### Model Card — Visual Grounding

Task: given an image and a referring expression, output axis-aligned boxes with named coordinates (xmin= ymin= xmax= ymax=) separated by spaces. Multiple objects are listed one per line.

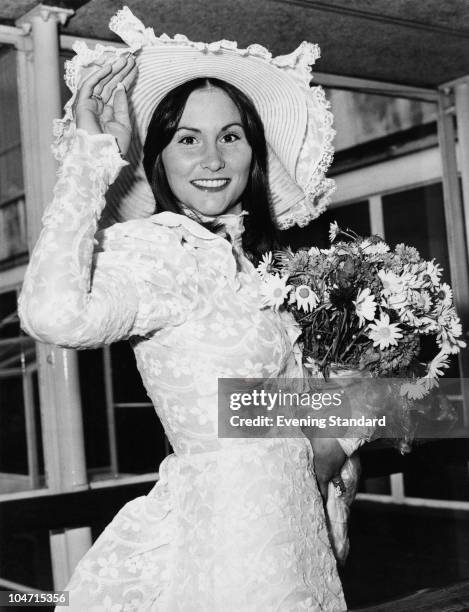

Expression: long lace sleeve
xmin=18 ymin=129 xmax=196 ymax=349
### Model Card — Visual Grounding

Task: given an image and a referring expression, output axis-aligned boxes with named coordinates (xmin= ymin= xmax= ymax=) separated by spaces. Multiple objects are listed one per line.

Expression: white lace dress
xmin=18 ymin=130 xmax=347 ymax=611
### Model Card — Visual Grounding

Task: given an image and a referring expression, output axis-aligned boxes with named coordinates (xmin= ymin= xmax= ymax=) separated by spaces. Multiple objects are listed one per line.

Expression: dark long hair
xmin=142 ymin=78 xmax=278 ymax=262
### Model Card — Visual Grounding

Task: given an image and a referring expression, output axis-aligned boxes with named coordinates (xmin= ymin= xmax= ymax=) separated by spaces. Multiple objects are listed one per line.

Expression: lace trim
xmin=276 ymin=85 xmax=336 ymax=231
xmin=110 ymin=6 xmax=320 ymax=85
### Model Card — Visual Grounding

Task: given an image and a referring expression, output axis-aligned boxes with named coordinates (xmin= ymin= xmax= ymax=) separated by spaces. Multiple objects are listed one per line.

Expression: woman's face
xmin=161 ymin=86 xmax=252 ymax=217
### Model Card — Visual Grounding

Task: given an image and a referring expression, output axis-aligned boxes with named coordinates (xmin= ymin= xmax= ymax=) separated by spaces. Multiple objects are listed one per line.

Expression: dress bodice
xmin=124 ymin=210 xmax=303 ymax=455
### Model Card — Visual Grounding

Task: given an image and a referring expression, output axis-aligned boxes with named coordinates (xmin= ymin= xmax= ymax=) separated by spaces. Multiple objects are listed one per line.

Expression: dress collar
xmin=149 ymin=209 xmax=248 ymax=248
xmin=209 ymin=211 xmax=248 ymax=250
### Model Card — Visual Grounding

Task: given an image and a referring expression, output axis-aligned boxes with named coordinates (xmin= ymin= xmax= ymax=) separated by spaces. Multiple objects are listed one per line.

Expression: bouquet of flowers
xmin=258 ymin=222 xmax=465 ymax=398
xmin=257 ymin=223 xmax=466 ymax=563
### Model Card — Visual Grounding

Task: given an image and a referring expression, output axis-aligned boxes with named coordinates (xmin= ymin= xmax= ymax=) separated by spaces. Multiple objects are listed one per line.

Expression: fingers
xmin=99 ymin=56 xmax=136 ymax=104
xmin=75 ymin=55 xmax=136 ymax=109
xmin=76 ymin=64 xmax=112 ymax=105
xmin=93 ymin=55 xmax=127 ymax=98
xmin=89 ymin=59 xmax=125 ymax=98
xmin=112 ymin=85 xmax=131 ymax=129
xmin=121 ymin=64 xmax=138 ymax=92
xmin=72 ymin=52 xmax=137 ymax=143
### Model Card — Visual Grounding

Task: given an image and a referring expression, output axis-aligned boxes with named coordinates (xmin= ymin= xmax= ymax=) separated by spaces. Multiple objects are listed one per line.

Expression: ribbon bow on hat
xmin=53 ymin=5 xmax=336 ymax=231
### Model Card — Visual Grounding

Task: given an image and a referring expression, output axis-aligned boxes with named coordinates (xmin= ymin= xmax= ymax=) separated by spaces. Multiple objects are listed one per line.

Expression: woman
xmin=18 ymin=7 xmax=356 ymax=611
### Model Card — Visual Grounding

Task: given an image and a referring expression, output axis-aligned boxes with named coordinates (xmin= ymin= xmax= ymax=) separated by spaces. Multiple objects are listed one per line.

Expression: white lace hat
xmin=54 ymin=6 xmax=336 ymax=230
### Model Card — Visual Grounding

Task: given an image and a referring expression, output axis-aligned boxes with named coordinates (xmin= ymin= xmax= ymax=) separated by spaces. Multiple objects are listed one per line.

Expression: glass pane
xmin=279 ymin=200 xmax=370 ymax=250
xmin=0 ymin=516 xmax=53 ymax=591
xmin=0 ymin=376 xmax=28 ymax=473
xmin=109 ymin=342 xmax=169 ymax=476
xmin=0 ymin=290 xmax=44 ymax=495
xmin=327 ymin=88 xmax=436 ymax=152
xmin=403 ymin=440 xmax=469 ymax=501
xmin=78 ymin=349 xmax=110 ymax=472
xmin=383 ymin=182 xmax=450 ymax=283
xmin=0 ymin=197 xmax=28 ymax=265
xmin=0 ymin=49 xmax=23 ymax=202
xmin=111 ymin=341 xmax=150 ymax=404
xmin=116 ymin=406 xmax=168 ymax=475
xmin=358 ymin=476 xmax=391 ymax=495
xmin=0 ymin=48 xmax=27 ymax=266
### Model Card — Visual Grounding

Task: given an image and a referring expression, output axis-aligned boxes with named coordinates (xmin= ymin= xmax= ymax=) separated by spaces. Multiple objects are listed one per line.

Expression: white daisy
xmin=400 ymin=379 xmax=429 ymax=400
xmin=353 ymin=288 xmax=377 ymax=327
xmin=448 ymin=316 xmax=464 ymax=338
xmin=400 ymin=309 xmax=427 ymax=327
xmin=329 ymin=221 xmax=340 ymax=242
xmin=425 ymin=376 xmax=440 ymax=391
xmin=256 ymin=252 xmax=274 ymax=278
xmin=403 ymin=266 xmax=425 ymax=290
xmin=441 ymin=321 xmax=467 ymax=351
xmin=436 ymin=305 xmax=455 ymax=327
xmin=308 ymin=246 xmax=321 ymax=256
xmin=437 ymin=283 xmax=453 ymax=307
xmin=422 ymin=260 xmax=443 ymax=286
xmin=378 ymin=270 xmax=404 ymax=295
xmin=367 ymin=312 xmax=403 ymax=350
xmin=427 ymin=351 xmax=449 ymax=379
xmin=386 ymin=291 xmax=408 ymax=311
xmin=419 ymin=316 xmax=438 ymax=333
xmin=260 ymin=274 xmax=292 ymax=310
xmin=361 ymin=240 xmax=390 ymax=255
xmin=304 ymin=357 xmax=322 ymax=376
xmin=417 ymin=290 xmax=433 ymax=312
xmin=439 ymin=339 xmax=466 ymax=354
xmin=291 ymin=285 xmax=319 ymax=312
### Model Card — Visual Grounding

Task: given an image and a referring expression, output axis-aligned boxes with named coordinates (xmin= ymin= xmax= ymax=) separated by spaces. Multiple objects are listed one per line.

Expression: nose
xmin=200 ymin=142 xmax=225 ymax=172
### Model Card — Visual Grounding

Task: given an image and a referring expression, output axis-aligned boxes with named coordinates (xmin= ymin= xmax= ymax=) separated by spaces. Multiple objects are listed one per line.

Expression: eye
xmin=220 ymin=132 xmax=241 ymax=144
xmin=178 ymin=135 xmax=198 ymax=145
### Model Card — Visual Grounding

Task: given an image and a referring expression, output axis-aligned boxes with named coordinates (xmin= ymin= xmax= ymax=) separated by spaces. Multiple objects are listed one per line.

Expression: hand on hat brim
xmin=74 ymin=56 xmax=137 ymax=156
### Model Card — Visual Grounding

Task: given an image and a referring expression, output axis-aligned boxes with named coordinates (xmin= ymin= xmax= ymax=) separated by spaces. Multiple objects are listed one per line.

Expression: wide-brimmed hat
xmin=53 ymin=5 xmax=336 ymax=230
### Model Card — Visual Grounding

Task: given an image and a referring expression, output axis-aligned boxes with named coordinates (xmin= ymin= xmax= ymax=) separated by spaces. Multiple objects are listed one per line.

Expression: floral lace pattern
xmin=18 ymin=132 xmax=347 ymax=611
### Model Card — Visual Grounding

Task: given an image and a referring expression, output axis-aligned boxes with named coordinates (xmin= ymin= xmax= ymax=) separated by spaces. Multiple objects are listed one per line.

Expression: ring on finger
xmin=91 ymin=93 xmax=102 ymax=101
xmin=331 ymin=477 xmax=346 ymax=497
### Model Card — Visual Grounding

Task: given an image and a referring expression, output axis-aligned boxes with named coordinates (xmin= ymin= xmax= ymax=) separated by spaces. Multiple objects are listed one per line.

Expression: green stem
xmin=340 ymin=327 xmax=367 ymax=362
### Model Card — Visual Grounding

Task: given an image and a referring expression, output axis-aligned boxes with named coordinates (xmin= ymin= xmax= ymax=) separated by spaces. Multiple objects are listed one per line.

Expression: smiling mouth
xmin=191 ymin=179 xmax=231 ymax=192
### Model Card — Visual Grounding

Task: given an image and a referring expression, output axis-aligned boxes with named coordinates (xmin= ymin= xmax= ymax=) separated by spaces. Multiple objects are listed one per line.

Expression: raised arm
xmin=18 ymin=57 xmax=140 ymax=348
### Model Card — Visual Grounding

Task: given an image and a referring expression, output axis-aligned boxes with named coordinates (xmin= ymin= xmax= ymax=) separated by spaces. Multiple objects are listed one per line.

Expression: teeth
xmin=193 ymin=179 xmax=229 ymax=188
